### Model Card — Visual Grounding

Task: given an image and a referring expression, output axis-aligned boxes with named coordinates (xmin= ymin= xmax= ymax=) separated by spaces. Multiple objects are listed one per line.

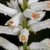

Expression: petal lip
xmin=0 ymin=25 xmax=21 ymax=35
xmin=0 ymin=36 xmax=18 ymax=50
xmin=28 ymin=19 xmax=38 ymax=26
xmin=30 ymin=19 xmax=50 ymax=32
xmin=29 ymin=38 xmax=50 ymax=50
xmin=0 ymin=3 xmax=18 ymax=17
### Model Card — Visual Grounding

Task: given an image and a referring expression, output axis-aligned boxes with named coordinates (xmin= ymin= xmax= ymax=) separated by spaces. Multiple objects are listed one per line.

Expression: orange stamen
xmin=32 ymin=13 xmax=38 ymax=18
xmin=8 ymin=21 xmax=14 ymax=28
xmin=21 ymin=35 xmax=26 ymax=41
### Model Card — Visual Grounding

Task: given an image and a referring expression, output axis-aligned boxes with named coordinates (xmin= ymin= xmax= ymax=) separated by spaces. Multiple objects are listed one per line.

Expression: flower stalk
xmin=23 ymin=0 xmax=28 ymax=11
xmin=23 ymin=42 xmax=27 ymax=50
xmin=23 ymin=18 xmax=27 ymax=28
xmin=23 ymin=0 xmax=28 ymax=50
xmin=23 ymin=0 xmax=28 ymax=28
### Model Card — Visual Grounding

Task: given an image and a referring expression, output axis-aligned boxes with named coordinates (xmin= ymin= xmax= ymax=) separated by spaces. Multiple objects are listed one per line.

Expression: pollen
xmin=8 ymin=21 xmax=14 ymax=28
xmin=21 ymin=35 xmax=26 ymax=41
xmin=32 ymin=13 xmax=38 ymax=18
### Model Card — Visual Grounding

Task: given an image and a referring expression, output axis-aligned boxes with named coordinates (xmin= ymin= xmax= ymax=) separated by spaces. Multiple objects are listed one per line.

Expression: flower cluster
xmin=0 ymin=0 xmax=50 ymax=50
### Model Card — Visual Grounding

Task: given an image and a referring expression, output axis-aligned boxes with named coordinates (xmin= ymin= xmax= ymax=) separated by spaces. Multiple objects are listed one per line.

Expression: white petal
xmin=46 ymin=19 xmax=50 ymax=28
xmin=29 ymin=42 xmax=45 ymax=50
xmin=30 ymin=1 xmax=50 ymax=11
xmin=28 ymin=0 xmax=39 ymax=7
xmin=19 ymin=29 xmax=30 ymax=43
xmin=6 ymin=2 xmax=12 ymax=7
xmin=36 ymin=11 xmax=46 ymax=21
xmin=30 ymin=19 xmax=50 ymax=32
xmin=5 ymin=12 xmax=24 ymax=27
xmin=0 ymin=3 xmax=18 ymax=17
xmin=40 ymin=38 xmax=50 ymax=46
xmin=28 ymin=19 xmax=38 ymax=26
xmin=0 ymin=25 xmax=22 ymax=35
xmin=10 ymin=0 xmax=17 ymax=9
xmin=23 ymin=9 xmax=33 ymax=18
xmin=17 ymin=25 xmax=23 ymax=30
xmin=7 ymin=0 xmax=20 ymax=11
xmin=18 ymin=0 xmax=23 ymax=6
xmin=0 ymin=37 xmax=18 ymax=50
xmin=29 ymin=38 xmax=50 ymax=50
xmin=19 ymin=46 xmax=23 ymax=50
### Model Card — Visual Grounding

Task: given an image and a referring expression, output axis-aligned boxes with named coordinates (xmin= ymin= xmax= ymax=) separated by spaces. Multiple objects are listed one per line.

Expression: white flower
xmin=0 ymin=3 xmax=24 ymax=27
xmin=0 ymin=36 xmax=18 ymax=50
xmin=0 ymin=25 xmax=23 ymax=35
xmin=5 ymin=12 xmax=24 ymax=27
xmin=23 ymin=9 xmax=46 ymax=21
xmin=30 ymin=19 xmax=50 ymax=32
xmin=0 ymin=0 xmax=50 ymax=28
xmin=23 ymin=9 xmax=46 ymax=26
xmin=30 ymin=1 xmax=50 ymax=11
xmin=19 ymin=29 xmax=30 ymax=43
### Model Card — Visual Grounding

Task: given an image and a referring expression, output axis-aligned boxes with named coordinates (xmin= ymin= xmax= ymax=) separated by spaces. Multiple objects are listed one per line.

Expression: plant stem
xmin=23 ymin=42 xmax=27 ymax=50
xmin=23 ymin=0 xmax=28 ymax=28
xmin=22 ymin=0 xmax=28 ymax=50
xmin=23 ymin=18 xmax=27 ymax=28
xmin=23 ymin=0 xmax=28 ymax=11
